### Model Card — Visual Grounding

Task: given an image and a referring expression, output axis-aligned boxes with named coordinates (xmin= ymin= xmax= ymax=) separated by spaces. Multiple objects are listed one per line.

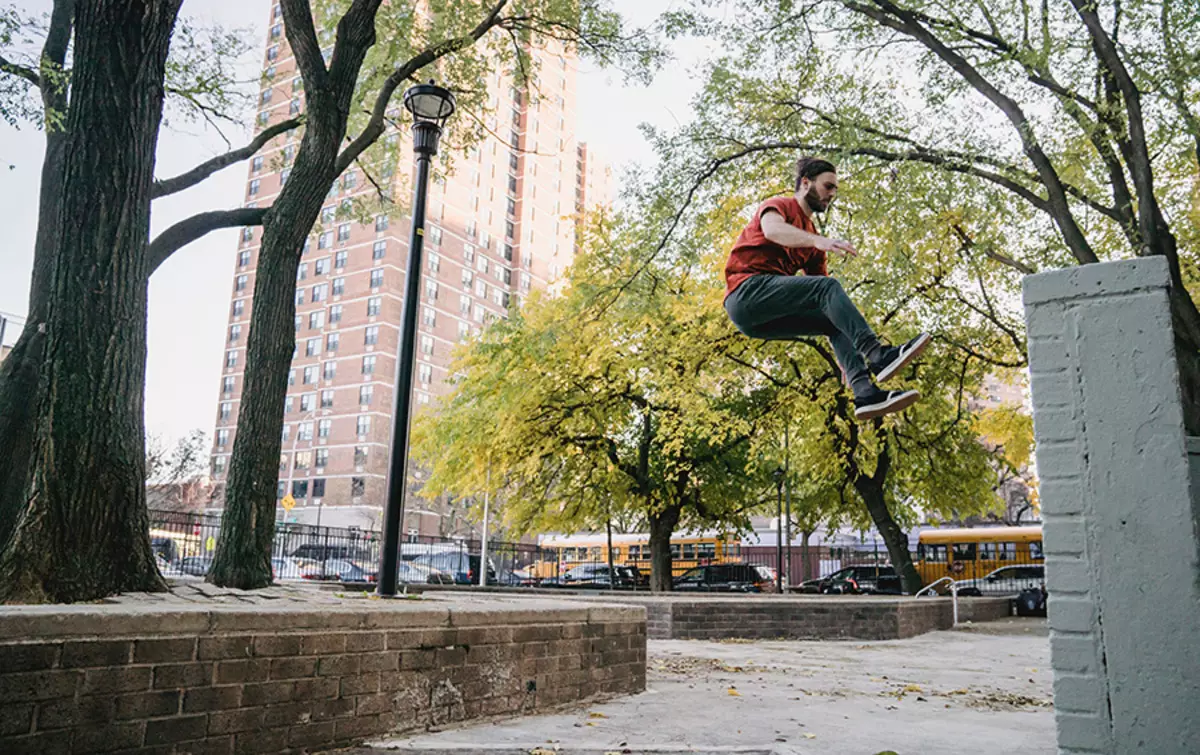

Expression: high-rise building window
xmin=312 ymin=478 xmax=326 ymax=497
xmin=428 ymin=226 xmax=441 ymax=246
xmin=238 ymin=250 xmax=251 ymax=267
xmin=281 ymin=424 xmax=290 ymax=442
xmin=343 ymin=171 xmax=357 ymax=190
xmin=229 ymin=324 xmax=242 ymax=343
xmin=318 ymin=231 xmax=332 ymax=249
xmin=337 ymin=223 xmax=351 ymax=242
xmin=375 ymin=215 xmax=389 ymax=232
xmin=251 ymin=156 xmax=264 ymax=174
xmin=241 ymin=226 xmax=254 ymax=243
xmin=305 ymin=337 xmax=319 ymax=357
xmin=323 ymin=361 xmax=336 ymax=381
xmin=292 ymin=480 xmax=308 ymax=498
xmin=420 ymin=335 xmax=433 ymax=355
xmin=428 ymin=252 xmax=440 ymax=273
xmin=459 ymin=294 xmax=470 ymax=315
xmin=354 ymin=446 xmax=368 ymax=466
xmin=326 ymin=332 xmax=339 ymax=352
xmin=289 ymin=98 xmax=301 ymax=115
xmin=476 ymin=256 xmax=489 ymax=274
xmin=257 ymin=111 xmax=269 ymax=125
xmin=298 ymin=421 xmax=313 ymax=441
xmin=418 ymin=364 xmax=432 ymax=384
xmin=321 ymin=206 xmax=335 ymax=224
xmin=235 ymin=274 xmax=248 ymax=291
xmin=225 ymin=351 xmax=237 ymax=368
xmin=461 ymin=269 xmax=473 ymax=287
xmin=276 ymin=480 xmax=286 ymax=498
xmin=457 ymin=321 xmax=470 ymax=341
xmin=505 ymin=220 xmax=515 ymax=239
xmin=248 ymin=179 xmax=260 ymax=197
xmin=217 ymin=429 xmax=230 ymax=447
xmin=364 ymin=326 xmax=379 ymax=346
xmin=367 ymin=296 xmax=381 ymax=316
xmin=359 ymin=384 xmax=374 ymax=405
xmin=422 ymin=307 xmax=435 ymax=327
xmin=362 ymin=355 xmax=376 ymax=374
xmin=309 ymin=310 xmax=325 ymax=329
xmin=294 ymin=451 xmax=311 ymax=470
xmin=287 ymin=369 xmax=296 ymax=386
xmin=320 ymin=389 xmax=334 ymax=409
xmin=232 ymin=299 xmax=246 ymax=319
xmin=329 ymin=304 xmax=343 ymax=323
xmin=424 ymin=280 xmax=438 ymax=300
xmin=297 ymin=263 xmax=308 ymax=281
xmin=334 ymin=250 xmax=347 ymax=268
xmin=475 ymin=279 xmax=486 ymax=298
xmin=284 ymin=396 xmax=294 ymax=413
xmin=356 ymin=416 xmax=371 ymax=436
xmin=502 ymin=268 xmax=513 ymax=285
xmin=311 ymin=283 xmax=328 ymax=302
xmin=267 ymin=45 xmax=278 ymax=61
xmin=295 ymin=289 xmax=305 ymax=307
xmin=302 ymin=366 xmax=316 ymax=384
xmin=520 ymin=272 xmax=531 ymax=292
xmin=294 ymin=315 xmax=302 ymax=331
xmin=219 ymin=402 xmax=232 ymax=420
xmin=373 ymin=240 xmax=386 ymax=259
xmin=351 ymin=477 xmax=365 ymax=496
xmin=332 ymin=277 xmax=344 ymax=296
xmin=317 ymin=419 xmax=331 ymax=438
xmin=212 ymin=456 xmax=227 ymax=476
xmin=369 ymin=269 xmax=383 ymax=288
xmin=314 ymin=257 xmax=329 ymax=275
xmin=279 ymin=168 xmax=290 ymax=187
xmin=314 ymin=449 xmax=328 ymax=469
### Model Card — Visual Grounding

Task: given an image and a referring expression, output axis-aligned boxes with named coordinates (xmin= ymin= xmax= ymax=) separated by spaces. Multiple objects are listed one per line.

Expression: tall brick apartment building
xmin=209 ymin=4 xmax=612 ymax=533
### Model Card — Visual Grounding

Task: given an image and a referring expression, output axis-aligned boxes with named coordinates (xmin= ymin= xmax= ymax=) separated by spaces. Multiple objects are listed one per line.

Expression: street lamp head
xmin=403 ymin=81 xmax=456 ymax=126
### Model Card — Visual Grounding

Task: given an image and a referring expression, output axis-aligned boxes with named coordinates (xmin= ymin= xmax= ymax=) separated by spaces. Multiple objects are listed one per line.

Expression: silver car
xmin=954 ymin=565 xmax=1045 ymax=596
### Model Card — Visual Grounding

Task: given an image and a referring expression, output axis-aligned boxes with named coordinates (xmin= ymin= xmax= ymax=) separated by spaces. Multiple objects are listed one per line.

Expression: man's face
xmin=800 ymin=170 xmax=838 ymax=213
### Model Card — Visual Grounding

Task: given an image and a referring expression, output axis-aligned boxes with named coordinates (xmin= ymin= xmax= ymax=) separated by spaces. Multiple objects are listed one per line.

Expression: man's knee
xmin=813 ymin=275 xmax=846 ymax=300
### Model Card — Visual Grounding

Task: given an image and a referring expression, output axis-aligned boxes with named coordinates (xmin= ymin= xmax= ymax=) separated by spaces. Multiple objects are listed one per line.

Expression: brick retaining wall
xmin=543 ymin=595 xmax=1010 ymax=641
xmin=0 ymin=597 xmax=645 ymax=754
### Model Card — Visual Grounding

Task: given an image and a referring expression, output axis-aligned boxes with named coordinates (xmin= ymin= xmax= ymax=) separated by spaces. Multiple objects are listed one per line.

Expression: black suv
xmin=673 ymin=563 xmax=778 ymax=593
xmin=552 ymin=563 xmax=640 ymax=589
xmin=802 ymin=565 xmax=901 ymax=595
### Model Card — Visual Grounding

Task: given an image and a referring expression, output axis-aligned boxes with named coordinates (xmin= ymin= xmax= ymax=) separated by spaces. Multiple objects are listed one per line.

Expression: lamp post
xmin=378 ymin=81 xmax=456 ymax=597
xmin=773 ymin=467 xmax=785 ymax=593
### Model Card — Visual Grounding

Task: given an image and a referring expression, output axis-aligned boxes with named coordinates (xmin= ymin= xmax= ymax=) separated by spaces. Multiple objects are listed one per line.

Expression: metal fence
xmin=147 ymin=510 xmax=1044 ymax=595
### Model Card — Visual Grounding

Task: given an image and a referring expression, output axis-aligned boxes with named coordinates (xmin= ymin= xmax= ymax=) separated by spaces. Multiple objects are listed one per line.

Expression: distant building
xmin=209 ymin=5 xmax=611 ymax=535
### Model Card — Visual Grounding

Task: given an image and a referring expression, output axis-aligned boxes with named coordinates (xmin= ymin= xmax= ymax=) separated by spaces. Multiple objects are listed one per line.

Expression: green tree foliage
xmin=415 ymin=218 xmax=781 ymax=591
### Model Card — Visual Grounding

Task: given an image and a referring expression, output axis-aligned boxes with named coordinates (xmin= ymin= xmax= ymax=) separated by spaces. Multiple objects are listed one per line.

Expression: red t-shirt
xmin=724 ymin=196 xmax=827 ymax=298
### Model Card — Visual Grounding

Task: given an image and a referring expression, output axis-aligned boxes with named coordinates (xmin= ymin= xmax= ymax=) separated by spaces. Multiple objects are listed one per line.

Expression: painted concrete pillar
xmin=1023 ymin=256 xmax=1200 ymax=754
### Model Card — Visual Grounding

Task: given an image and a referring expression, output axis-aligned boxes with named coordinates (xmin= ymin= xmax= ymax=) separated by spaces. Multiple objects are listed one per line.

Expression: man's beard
xmin=804 ymin=187 xmax=828 ymax=213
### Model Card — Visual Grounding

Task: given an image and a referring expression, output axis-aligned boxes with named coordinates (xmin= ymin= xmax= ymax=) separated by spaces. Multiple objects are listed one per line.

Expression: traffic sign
xmin=281 ymin=494 xmax=296 ymax=511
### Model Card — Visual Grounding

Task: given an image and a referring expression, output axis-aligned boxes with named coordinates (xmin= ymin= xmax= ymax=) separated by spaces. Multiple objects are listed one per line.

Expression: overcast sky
xmin=0 ymin=0 xmax=706 ymax=445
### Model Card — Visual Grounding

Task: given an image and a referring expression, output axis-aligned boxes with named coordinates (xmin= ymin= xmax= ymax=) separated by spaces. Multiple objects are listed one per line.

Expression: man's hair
xmin=794 ymin=157 xmax=837 ymax=192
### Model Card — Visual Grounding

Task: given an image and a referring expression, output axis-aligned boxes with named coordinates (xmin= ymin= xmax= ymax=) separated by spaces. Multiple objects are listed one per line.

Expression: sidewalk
xmin=359 ymin=618 xmax=1053 ymax=755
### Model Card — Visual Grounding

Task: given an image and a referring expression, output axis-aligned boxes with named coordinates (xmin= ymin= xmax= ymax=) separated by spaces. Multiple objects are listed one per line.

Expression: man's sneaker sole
xmin=875 ymin=333 xmax=931 ymax=383
xmin=854 ymin=389 xmax=921 ymax=421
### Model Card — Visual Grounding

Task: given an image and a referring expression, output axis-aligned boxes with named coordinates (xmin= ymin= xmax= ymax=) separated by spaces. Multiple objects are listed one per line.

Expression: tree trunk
xmin=0 ymin=0 xmax=182 ymax=603
xmin=1166 ymin=287 xmax=1200 ymax=437
xmin=647 ymin=504 xmax=681 ymax=592
xmin=853 ymin=479 xmax=922 ymax=595
xmin=208 ymin=102 xmax=346 ymax=589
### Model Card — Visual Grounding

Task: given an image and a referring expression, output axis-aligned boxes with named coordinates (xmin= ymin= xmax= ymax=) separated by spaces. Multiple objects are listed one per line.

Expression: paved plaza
xmin=361 ymin=618 xmax=1053 ymax=755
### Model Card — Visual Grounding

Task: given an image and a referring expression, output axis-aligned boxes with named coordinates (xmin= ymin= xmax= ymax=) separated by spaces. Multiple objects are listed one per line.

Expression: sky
xmin=0 ymin=0 xmax=708 ymax=445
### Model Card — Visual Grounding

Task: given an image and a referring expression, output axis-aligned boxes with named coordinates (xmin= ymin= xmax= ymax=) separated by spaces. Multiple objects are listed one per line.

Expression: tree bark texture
xmin=208 ymin=54 xmax=371 ymax=587
xmin=647 ymin=504 xmax=681 ymax=592
xmin=0 ymin=0 xmax=182 ymax=603
xmin=853 ymin=479 xmax=922 ymax=594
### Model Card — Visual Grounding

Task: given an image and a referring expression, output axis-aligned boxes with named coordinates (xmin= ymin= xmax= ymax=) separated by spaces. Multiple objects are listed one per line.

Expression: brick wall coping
xmin=0 ymin=594 xmax=643 ymax=640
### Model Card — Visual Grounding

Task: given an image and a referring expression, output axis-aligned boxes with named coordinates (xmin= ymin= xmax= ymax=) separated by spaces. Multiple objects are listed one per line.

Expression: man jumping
xmin=723 ymin=156 xmax=929 ymax=420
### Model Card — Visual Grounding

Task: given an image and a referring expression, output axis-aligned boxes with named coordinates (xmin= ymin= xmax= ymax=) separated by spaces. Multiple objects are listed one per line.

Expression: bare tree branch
xmin=0 ymin=54 xmax=39 ymax=87
xmin=333 ymin=0 xmax=509 ymax=175
xmin=280 ymin=0 xmax=329 ymax=90
xmin=152 ymin=117 xmax=303 ymax=199
xmin=147 ymin=208 xmax=268 ymax=274
xmin=951 ymin=223 xmax=1036 ymax=275
xmin=39 ymin=0 xmax=74 ymax=120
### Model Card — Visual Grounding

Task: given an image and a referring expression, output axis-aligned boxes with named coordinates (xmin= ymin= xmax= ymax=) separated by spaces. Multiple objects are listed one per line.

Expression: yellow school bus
xmin=916 ymin=526 xmax=1043 ymax=585
xmin=535 ymin=531 xmax=737 ymax=580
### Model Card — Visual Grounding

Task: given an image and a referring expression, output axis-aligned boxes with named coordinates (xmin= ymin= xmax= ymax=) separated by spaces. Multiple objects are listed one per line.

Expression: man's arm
xmin=761 ymin=211 xmax=857 ymax=257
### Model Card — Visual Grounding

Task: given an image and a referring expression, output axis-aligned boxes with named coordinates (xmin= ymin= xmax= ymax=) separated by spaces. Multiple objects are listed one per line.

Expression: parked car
xmin=290 ymin=543 xmax=373 ymax=566
xmin=553 ymin=563 xmax=640 ymax=589
xmin=177 ymin=556 xmax=212 ymax=577
xmin=953 ymin=565 xmax=1045 ymax=597
xmin=673 ymin=563 xmax=778 ymax=593
xmin=410 ymin=550 xmax=496 ymax=585
xmin=802 ymin=566 xmax=901 ymax=595
xmin=271 ymin=557 xmax=304 ymax=580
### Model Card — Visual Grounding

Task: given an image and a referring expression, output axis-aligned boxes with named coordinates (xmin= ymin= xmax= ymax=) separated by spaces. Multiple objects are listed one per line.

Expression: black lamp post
xmin=378 ymin=81 xmax=456 ymax=597
xmin=773 ymin=467 xmax=785 ymax=593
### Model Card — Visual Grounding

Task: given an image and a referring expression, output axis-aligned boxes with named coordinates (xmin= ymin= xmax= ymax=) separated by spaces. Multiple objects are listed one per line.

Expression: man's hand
xmin=814 ymin=235 xmax=858 ymax=258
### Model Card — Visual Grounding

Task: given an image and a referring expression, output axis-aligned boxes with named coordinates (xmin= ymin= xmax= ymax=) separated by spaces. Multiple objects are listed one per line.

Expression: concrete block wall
xmin=1023 ymin=257 xmax=1200 ymax=754
xmin=0 ymin=600 xmax=646 ymax=754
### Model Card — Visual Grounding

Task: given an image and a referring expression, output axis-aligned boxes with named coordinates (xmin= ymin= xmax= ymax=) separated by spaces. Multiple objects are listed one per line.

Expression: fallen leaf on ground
xmin=727 ymin=687 xmax=741 ymax=696
xmin=902 ymin=684 xmax=923 ymax=693
xmin=803 ymin=733 xmax=817 ymax=739
xmin=588 ymin=712 xmax=608 ymax=719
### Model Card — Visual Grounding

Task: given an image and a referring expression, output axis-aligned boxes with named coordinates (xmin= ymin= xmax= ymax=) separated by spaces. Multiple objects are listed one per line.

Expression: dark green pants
xmin=724 ymin=274 xmax=881 ymax=394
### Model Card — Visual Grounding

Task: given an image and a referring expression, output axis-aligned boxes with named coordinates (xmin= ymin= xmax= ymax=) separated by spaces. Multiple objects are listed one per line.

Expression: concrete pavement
xmin=356 ymin=617 xmax=1053 ymax=755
